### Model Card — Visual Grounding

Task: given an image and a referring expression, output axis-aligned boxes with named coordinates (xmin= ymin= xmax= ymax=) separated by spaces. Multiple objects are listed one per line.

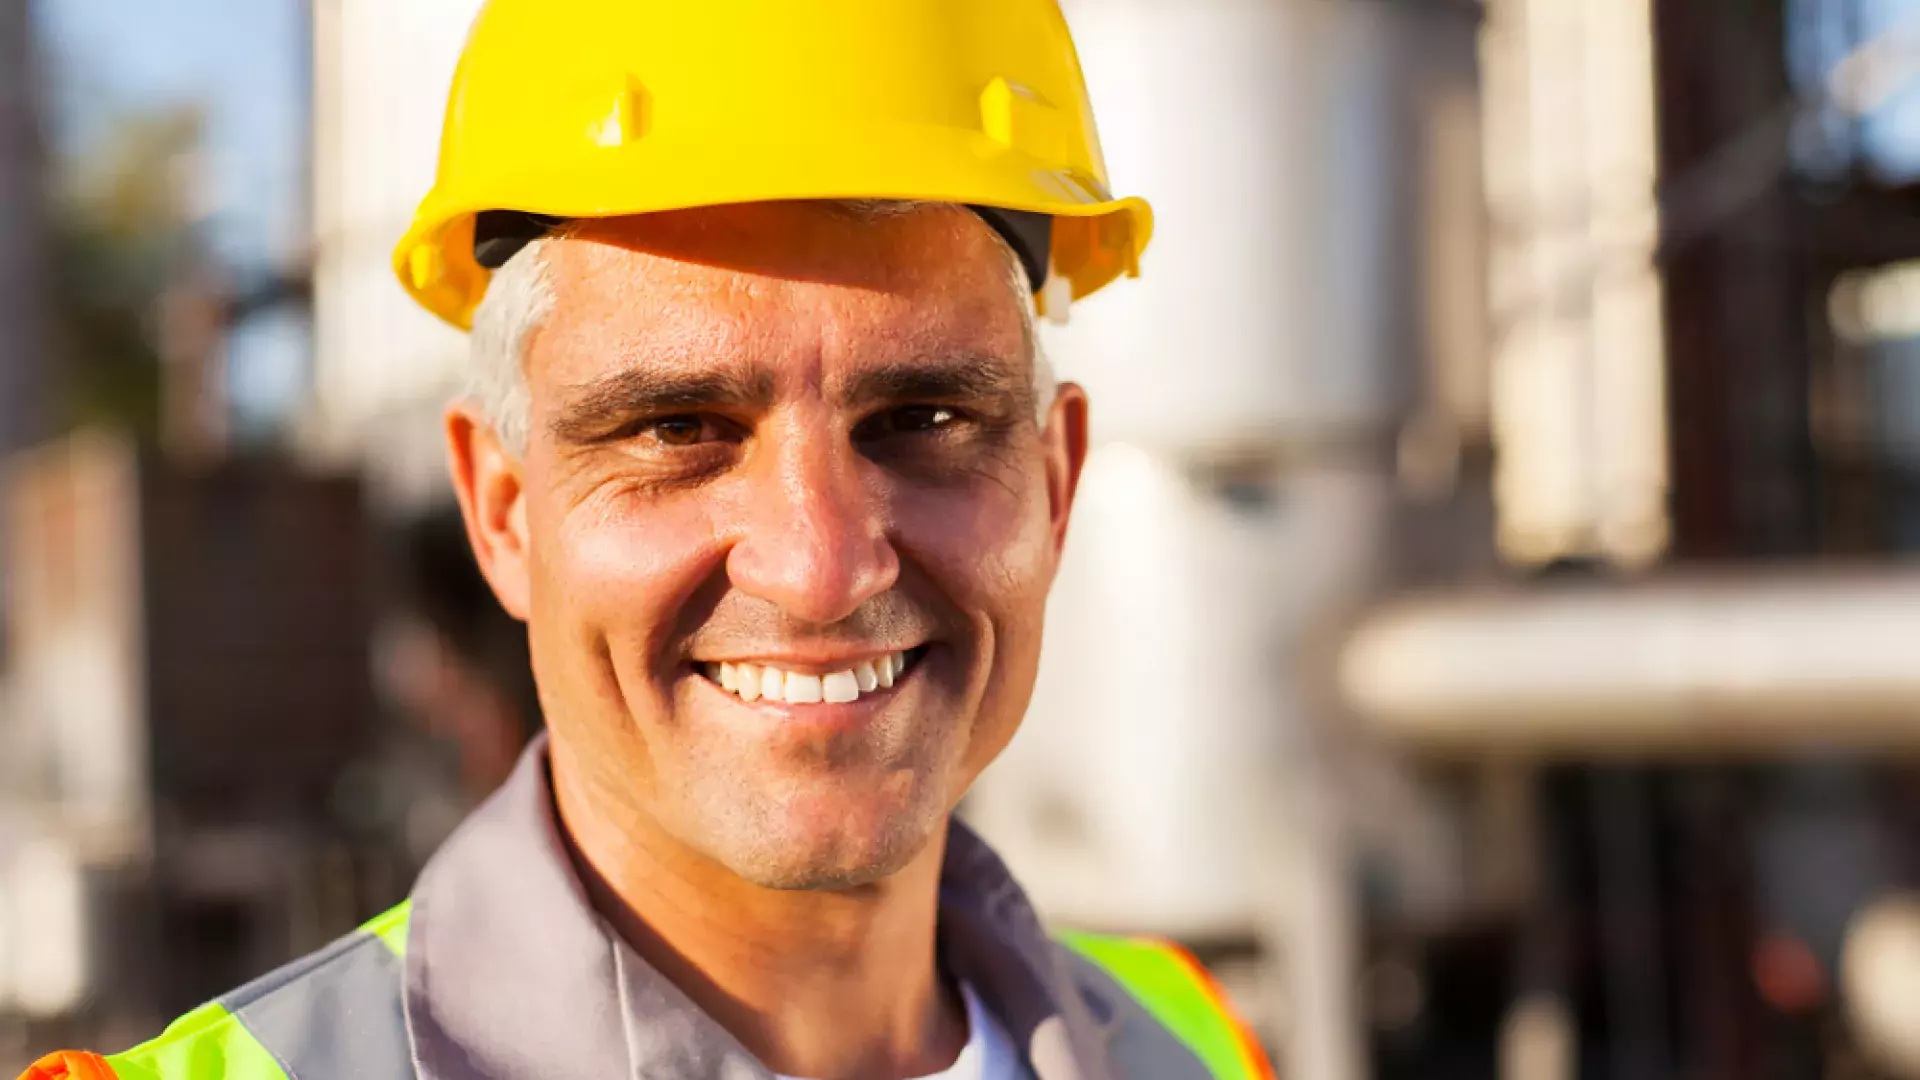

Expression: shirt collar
xmin=402 ymin=735 xmax=1120 ymax=1080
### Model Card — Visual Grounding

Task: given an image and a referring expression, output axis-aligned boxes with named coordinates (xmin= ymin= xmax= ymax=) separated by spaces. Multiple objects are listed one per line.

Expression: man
xmin=24 ymin=2 xmax=1272 ymax=1078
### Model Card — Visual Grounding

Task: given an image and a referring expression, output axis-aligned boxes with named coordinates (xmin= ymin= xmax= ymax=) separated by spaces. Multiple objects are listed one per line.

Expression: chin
xmin=707 ymin=791 xmax=949 ymax=892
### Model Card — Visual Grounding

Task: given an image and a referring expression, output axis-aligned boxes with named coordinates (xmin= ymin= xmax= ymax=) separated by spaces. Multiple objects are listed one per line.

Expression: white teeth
xmin=784 ymin=672 xmax=824 ymax=704
xmin=823 ymin=671 xmax=860 ymax=703
xmin=705 ymin=650 xmax=914 ymax=705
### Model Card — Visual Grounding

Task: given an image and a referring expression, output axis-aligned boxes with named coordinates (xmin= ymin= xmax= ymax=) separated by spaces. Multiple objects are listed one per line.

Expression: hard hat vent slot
xmin=981 ymin=77 xmax=1070 ymax=163
xmin=584 ymin=77 xmax=650 ymax=149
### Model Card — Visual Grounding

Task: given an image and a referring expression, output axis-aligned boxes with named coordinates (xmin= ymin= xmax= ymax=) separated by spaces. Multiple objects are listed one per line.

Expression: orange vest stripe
xmin=19 ymin=1052 xmax=119 ymax=1080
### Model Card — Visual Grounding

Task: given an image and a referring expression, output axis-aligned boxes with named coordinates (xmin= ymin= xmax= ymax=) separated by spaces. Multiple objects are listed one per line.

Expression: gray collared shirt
xmin=398 ymin=737 xmax=1214 ymax=1080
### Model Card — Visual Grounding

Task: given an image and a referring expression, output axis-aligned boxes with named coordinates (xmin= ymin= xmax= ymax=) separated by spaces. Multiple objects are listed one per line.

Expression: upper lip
xmin=688 ymin=645 xmax=922 ymax=673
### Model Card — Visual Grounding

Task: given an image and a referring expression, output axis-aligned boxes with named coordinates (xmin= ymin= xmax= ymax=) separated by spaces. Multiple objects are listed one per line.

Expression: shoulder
xmin=17 ymin=904 xmax=414 ymax=1080
xmin=1053 ymin=931 xmax=1275 ymax=1080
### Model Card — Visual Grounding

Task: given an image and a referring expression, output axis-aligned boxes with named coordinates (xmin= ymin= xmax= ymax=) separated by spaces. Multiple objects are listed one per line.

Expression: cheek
xmin=529 ymin=485 xmax=721 ymax=678
xmin=895 ymin=464 xmax=1055 ymax=773
xmin=896 ymin=467 xmax=1058 ymax=612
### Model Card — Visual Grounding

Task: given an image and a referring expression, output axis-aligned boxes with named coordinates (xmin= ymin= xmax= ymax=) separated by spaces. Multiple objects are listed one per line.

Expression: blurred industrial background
xmin=5 ymin=0 xmax=1920 ymax=1077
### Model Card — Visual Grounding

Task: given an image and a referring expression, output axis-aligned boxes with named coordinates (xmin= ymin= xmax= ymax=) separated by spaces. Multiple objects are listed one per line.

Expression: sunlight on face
xmin=513 ymin=203 xmax=1080 ymax=888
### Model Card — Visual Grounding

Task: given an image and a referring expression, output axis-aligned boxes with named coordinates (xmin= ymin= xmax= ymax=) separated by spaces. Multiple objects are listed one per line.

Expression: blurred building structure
xmin=2 ymin=0 xmax=60 ymax=1062
xmin=0 ymin=431 xmax=394 ymax=1061
xmin=1336 ymin=2 xmax=1920 ymax=1079
xmin=306 ymin=0 xmax=479 ymax=510
xmin=0 ymin=0 xmax=50 ymax=463
xmin=1 ymin=8 xmax=415 ymax=1061
xmin=1482 ymin=0 xmax=1669 ymax=569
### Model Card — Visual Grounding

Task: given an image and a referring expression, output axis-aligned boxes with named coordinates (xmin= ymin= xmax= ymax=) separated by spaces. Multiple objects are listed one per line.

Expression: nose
xmin=726 ymin=428 xmax=899 ymax=626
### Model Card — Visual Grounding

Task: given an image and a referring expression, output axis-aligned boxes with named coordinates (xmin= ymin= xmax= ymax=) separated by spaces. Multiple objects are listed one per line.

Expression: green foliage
xmin=48 ymin=103 xmax=208 ymax=439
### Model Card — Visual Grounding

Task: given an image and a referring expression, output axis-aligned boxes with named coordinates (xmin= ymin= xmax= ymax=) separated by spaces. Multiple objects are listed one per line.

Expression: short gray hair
xmin=466 ymin=201 xmax=1057 ymax=453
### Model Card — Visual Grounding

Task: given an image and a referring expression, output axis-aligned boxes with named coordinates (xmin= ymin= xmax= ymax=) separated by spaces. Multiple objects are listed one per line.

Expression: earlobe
xmin=445 ymin=405 xmax=534 ymax=620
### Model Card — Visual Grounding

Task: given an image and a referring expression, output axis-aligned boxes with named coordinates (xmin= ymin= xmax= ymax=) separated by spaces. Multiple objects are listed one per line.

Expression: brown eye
xmin=650 ymin=416 xmax=709 ymax=446
xmin=856 ymin=405 xmax=962 ymax=441
xmin=892 ymin=406 xmax=957 ymax=433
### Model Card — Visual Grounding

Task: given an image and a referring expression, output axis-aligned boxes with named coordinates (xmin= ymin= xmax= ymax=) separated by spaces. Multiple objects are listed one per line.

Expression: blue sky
xmin=35 ymin=0 xmax=308 ymax=267
xmin=1787 ymin=0 xmax=1920 ymax=181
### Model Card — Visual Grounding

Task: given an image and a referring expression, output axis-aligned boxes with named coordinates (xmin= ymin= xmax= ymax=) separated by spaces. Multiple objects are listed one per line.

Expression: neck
xmin=550 ymin=748 xmax=968 ymax=1080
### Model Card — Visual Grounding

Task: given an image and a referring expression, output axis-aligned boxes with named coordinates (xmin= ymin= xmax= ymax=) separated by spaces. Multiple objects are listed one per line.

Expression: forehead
xmin=527 ymin=203 xmax=1028 ymax=387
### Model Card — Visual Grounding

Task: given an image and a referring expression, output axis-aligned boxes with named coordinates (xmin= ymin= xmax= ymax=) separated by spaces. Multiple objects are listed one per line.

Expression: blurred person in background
xmin=21 ymin=1 xmax=1271 ymax=1079
xmin=344 ymin=507 xmax=548 ymax=874
xmin=392 ymin=506 xmax=543 ymax=800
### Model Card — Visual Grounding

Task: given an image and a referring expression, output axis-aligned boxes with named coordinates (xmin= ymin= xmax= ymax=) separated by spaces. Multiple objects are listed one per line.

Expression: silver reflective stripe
xmin=219 ymin=930 xmax=415 ymax=1080
xmin=1057 ymin=950 xmax=1214 ymax=1080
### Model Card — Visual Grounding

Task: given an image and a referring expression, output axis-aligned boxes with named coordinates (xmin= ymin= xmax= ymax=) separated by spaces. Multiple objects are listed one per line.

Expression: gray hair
xmin=466 ymin=201 xmax=1057 ymax=453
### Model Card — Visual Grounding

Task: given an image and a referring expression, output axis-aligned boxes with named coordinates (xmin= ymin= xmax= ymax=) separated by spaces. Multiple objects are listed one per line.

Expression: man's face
xmin=448 ymin=202 xmax=1089 ymax=889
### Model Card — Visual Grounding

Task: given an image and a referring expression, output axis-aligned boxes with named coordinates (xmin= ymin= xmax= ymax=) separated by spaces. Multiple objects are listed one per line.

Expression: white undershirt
xmin=775 ymin=981 xmax=1031 ymax=1080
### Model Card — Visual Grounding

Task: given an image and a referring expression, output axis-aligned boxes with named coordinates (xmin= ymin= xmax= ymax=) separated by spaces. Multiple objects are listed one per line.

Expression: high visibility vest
xmin=20 ymin=904 xmax=1273 ymax=1080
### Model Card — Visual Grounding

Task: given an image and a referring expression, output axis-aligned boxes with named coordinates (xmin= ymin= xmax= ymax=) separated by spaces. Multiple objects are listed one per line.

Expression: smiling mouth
xmin=698 ymin=646 xmax=931 ymax=706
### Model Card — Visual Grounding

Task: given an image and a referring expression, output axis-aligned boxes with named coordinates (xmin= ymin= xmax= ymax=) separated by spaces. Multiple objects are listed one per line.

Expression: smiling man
xmin=23 ymin=2 xmax=1273 ymax=1079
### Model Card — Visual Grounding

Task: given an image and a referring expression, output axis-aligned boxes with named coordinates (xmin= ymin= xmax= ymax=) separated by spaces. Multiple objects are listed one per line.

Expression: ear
xmin=1041 ymin=382 xmax=1091 ymax=557
xmin=445 ymin=404 xmax=533 ymax=621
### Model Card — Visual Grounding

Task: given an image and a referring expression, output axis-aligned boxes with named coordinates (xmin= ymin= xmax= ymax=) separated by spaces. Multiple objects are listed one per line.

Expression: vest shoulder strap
xmin=17 ymin=902 xmax=415 ymax=1080
xmin=1058 ymin=931 xmax=1276 ymax=1080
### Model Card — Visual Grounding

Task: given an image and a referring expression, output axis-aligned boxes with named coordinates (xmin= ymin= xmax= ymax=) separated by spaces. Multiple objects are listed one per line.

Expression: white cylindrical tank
xmin=1040 ymin=0 xmax=1474 ymax=445
xmin=967 ymin=447 xmax=1393 ymax=935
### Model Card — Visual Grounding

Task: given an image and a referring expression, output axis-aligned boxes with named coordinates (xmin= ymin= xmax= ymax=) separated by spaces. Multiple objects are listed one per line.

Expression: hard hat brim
xmin=393 ymin=121 xmax=1153 ymax=331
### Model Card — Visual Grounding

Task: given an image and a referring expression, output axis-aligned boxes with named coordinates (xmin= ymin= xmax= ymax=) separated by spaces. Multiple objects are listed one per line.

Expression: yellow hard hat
xmin=393 ymin=0 xmax=1154 ymax=330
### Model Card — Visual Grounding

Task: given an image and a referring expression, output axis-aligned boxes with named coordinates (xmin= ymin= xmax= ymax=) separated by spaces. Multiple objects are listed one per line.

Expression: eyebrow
xmin=549 ymin=365 xmax=776 ymax=443
xmin=840 ymin=353 xmax=1032 ymax=414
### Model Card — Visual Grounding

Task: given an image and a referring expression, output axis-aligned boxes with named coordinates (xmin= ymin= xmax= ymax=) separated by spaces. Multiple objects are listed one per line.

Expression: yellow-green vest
xmin=22 ymin=903 xmax=1272 ymax=1080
